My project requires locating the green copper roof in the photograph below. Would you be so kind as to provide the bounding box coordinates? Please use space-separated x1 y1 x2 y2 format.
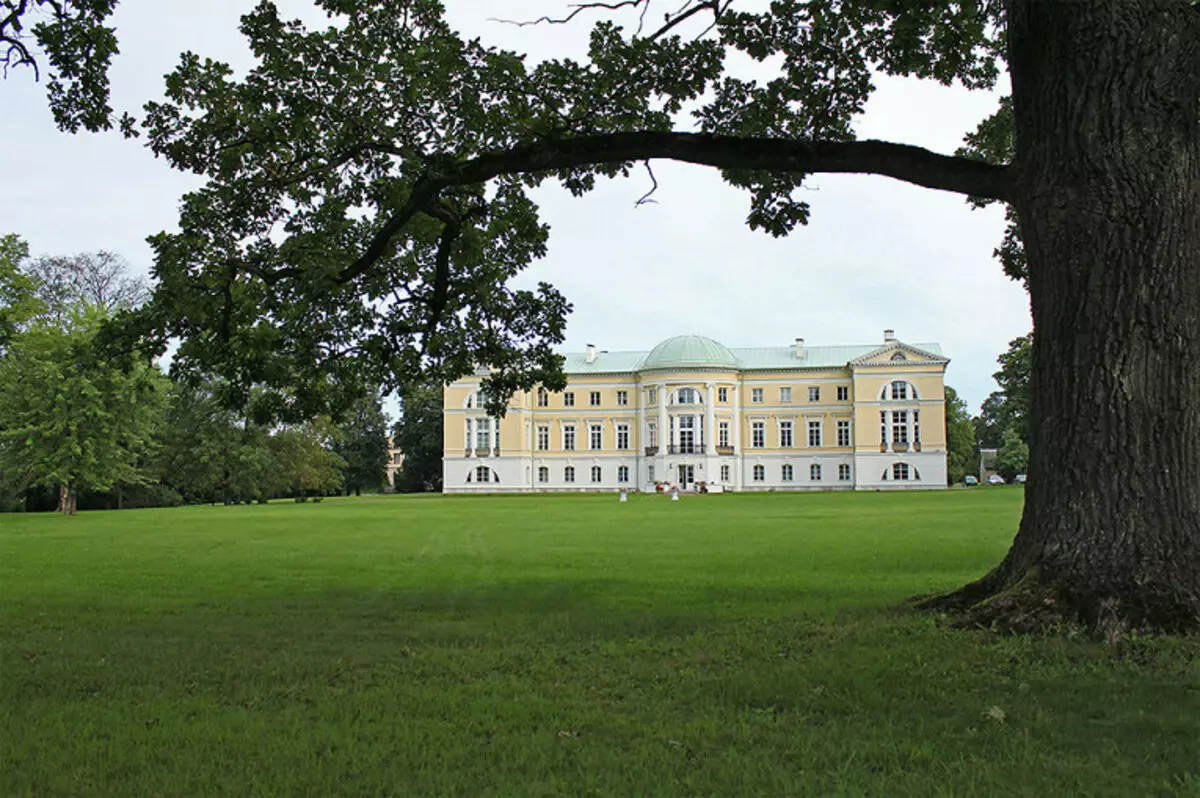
641 335 740 371
557 338 946 374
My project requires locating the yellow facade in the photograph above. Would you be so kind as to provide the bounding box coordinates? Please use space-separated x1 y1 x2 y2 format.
443 333 949 492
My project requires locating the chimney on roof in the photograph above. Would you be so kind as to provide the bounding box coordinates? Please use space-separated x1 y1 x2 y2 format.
883 328 896 343
793 337 806 358
585 343 597 364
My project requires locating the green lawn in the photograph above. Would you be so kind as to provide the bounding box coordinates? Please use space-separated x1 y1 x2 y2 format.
2 490 1197 797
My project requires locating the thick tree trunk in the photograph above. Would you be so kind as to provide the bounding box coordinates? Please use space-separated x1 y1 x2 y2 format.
924 0 1200 637
56 484 68 515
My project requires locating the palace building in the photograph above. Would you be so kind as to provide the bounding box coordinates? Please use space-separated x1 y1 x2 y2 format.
442 330 949 493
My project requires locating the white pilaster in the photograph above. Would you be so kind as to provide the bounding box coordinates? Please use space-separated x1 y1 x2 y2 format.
705 382 716 454
732 383 743 490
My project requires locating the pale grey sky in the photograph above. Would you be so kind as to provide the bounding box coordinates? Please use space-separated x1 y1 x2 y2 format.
0 1 1030 411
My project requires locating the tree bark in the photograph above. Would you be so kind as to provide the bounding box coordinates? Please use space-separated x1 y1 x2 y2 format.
923 0 1200 637
57 484 68 515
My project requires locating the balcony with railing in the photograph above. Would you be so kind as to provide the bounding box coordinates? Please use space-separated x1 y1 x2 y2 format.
715 445 735 456
668 443 706 455
644 446 659 456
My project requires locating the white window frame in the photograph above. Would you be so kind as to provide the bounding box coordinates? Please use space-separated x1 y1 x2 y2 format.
537 425 550 451
618 465 630 483
837 420 851 448
837 385 849 402
591 465 602 483
537 388 549 407
475 465 491 483
810 464 822 481
565 466 576 483
751 421 765 448
563 424 576 451
617 423 630 450
563 391 575 407
751 387 764 403
718 387 728 402
808 420 821 448
589 424 603 450
617 390 628 406
779 420 793 448
753 464 765 482
892 411 909 444
718 420 730 448
538 466 549 483
590 391 601 407
781 464 793 481
808 386 820 402
838 463 851 481
780 387 792 403
720 464 730 481
648 387 657 404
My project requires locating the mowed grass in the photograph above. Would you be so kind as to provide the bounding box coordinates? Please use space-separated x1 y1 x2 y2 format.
2 491 1198 797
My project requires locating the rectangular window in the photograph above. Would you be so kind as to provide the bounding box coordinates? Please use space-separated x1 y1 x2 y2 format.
752 421 765 448
618 465 630 483
751 388 764 403
720 464 730 482
476 465 490 483
538 466 549 483
838 463 851 481
718 387 728 402
808 421 821 447
476 418 491 451
780 387 792 403
718 420 730 448
648 465 655 482
810 464 822 481
563 391 575 407
893 462 910 481
591 465 602 483
648 387 657 404
837 420 851 448
648 422 657 448
891 381 908 400
537 425 550 451
537 388 549 407
617 424 630 450
565 466 575 483
589 424 602 450
880 410 887 445
617 390 628 406
563 424 576 451
782 464 794 481
753 464 765 482
837 385 849 402
590 391 601 407
892 410 909 444
913 410 921 444
809 386 820 402
779 420 793 448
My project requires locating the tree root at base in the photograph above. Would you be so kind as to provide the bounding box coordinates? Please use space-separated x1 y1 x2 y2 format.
911 569 1200 642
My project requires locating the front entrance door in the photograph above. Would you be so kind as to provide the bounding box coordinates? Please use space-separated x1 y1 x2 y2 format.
678 464 694 489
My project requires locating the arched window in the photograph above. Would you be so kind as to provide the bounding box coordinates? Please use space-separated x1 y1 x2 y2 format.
591 465 602 483
880 380 919 401
882 463 919 481
538 466 549 483
753 464 765 482
810 464 822 481
564 466 576 483
476 465 491 483
676 387 701 404
537 387 548 407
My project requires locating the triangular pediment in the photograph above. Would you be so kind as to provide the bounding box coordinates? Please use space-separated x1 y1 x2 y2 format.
848 341 948 367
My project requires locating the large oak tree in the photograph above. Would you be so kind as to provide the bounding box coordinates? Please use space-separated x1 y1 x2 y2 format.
12 0 1200 636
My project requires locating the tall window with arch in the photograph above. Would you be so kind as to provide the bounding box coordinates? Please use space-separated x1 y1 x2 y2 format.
676 387 700 404
537 388 548 407
538 466 549 483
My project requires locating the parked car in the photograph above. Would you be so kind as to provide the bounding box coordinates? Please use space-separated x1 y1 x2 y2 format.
963 475 978 486
1015 474 1027 484
988 474 1005 485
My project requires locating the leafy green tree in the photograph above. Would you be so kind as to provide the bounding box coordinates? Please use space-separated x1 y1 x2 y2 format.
102 1 1200 632
944 386 977 485
331 395 389 495
392 383 443 494
270 421 345 499
0 308 164 514
1 0 121 132
975 334 1031 450
0 234 42 353
996 428 1030 484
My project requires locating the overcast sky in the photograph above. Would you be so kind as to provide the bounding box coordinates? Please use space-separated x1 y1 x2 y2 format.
0 1 1030 411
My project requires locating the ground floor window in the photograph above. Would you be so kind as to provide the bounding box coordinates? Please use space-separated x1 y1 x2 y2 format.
648 465 655 482
753 464 765 482
838 463 851 481
591 465 602 483
883 463 921 481
781 464 794 481
618 465 629 483
720 464 730 482
565 466 575 483
538 466 549 483
810 464 822 481
475 465 491 483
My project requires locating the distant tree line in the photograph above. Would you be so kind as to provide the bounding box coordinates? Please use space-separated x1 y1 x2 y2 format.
944 334 1031 485
0 236 398 513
